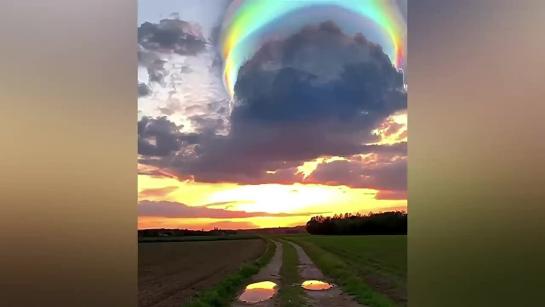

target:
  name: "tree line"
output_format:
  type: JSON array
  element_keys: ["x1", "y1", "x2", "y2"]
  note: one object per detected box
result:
[{"x1": 306, "y1": 211, "x2": 407, "y2": 235}]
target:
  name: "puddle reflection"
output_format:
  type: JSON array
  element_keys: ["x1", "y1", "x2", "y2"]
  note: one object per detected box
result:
[
  {"x1": 301, "y1": 280, "x2": 334, "y2": 291},
  {"x1": 238, "y1": 281, "x2": 278, "y2": 304}
]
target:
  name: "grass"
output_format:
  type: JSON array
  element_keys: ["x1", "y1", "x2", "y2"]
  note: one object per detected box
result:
[
  {"x1": 295, "y1": 235, "x2": 406, "y2": 278},
  {"x1": 278, "y1": 240, "x2": 308, "y2": 307},
  {"x1": 185, "y1": 237, "x2": 276, "y2": 307},
  {"x1": 285, "y1": 234, "x2": 406, "y2": 307}
]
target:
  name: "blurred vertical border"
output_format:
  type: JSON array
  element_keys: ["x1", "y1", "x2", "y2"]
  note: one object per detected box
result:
[
  {"x1": 408, "y1": 0, "x2": 545, "y2": 306},
  {"x1": 0, "y1": 0, "x2": 137, "y2": 306}
]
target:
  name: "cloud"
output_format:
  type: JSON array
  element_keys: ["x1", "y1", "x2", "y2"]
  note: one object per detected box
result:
[
  {"x1": 201, "y1": 200, "x2": 252, "y2": 210},
  {"x1": 157, "y1": 99, "x2": 183, "y2": 116},
  {"x1": 138, "y1": 21, "x2": 407, "y2": 190},
  {"x1": 137, "y1": 163, "x2": 178, "y2": 178},
  {"x1": 139, "y1": 186, "x2": 178, "y2": 198},
  {"x1": 138, "y1": 19, "x2": 206, "y2": 56},
  {"x1": 375, "y1": 190, "x2": 407, "y2": 200},
  {"x1": 137, "y1": 18, "x2": 208, "y2": 90},
  {"x1": 138, "y1": 48, "x2": 167, "y2": 84},
  {"x1": 371, "y1": 113, "x2": 407, "y2": 145},
  {"x1": 138, "y1": 116, "x2": 183, "y2": 157},
  {"x1": 138, "y1": 200, "x2": 326, "y2": 219},
  {"x1": 138, "y1": 83, "x2": 151, "y2": 97},
  {"x1": 306, "y1": 153, "x2": 407, "y2": 191}
]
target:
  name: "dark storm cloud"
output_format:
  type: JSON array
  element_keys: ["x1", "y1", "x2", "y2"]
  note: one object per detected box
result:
[
  {"x1": 225, "y1": 21, "x2": 405, "y2": 160},
  {"x1": 138, "y1": 116, "x2": 183, "y2": 157},
  {"x1": 138, "y1": 19, "x2": 206, "y2": 56},
  {"x1": 188, "y1": 115, "x2": 226, "y2": 133},
  {"x1": 139, "y1": 22, "x2": 407, "y2": 189}
]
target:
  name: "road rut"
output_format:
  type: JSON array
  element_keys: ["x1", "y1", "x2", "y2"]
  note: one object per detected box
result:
[
  {"x1": 232, "y1": 241, "x2": 283, "y2": 307},
  {"x1": 289, "y1": 241, "x2": 363, "y2": 307}
]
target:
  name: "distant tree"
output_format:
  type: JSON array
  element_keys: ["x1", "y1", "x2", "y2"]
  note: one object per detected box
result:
[{"x1": 306, "y1": 211, "x2": 407, "y2": 235}]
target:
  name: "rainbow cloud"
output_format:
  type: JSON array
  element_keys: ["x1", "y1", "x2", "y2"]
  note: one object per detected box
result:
[{"x1": 220, "y1": 0, "x2": 406, "y2": 97}]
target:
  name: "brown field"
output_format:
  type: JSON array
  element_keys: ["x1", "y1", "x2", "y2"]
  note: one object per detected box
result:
[{"x1": 138, "y1": 239, "x2": 266, "y2": 307}]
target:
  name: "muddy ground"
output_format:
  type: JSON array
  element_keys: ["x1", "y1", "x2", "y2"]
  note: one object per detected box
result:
[
  {"x1": 289, "y1": 242, "x2": 363, "y2": 307},
  {"x1": 232, "y1": 241, "x2": 283, "y2": 307}
]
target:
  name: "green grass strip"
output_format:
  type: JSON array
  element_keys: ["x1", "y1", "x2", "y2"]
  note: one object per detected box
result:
[
  {"x1": 286, "y1": 237, "x2": 397, "y2": 307},
  {"x1": 278, "y1": 240, "x2": 308, "y2": 307},
  {"x1": 186, "y1": 238, "x2": 276, "y2": 307}
]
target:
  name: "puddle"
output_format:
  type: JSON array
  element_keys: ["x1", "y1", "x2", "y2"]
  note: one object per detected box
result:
[
  {"x1": 238, "y1": 281, "x2": 278, "y2": 304},
  {"x1": 301, "y1": 280, "x2": 334, "y2": 291}
]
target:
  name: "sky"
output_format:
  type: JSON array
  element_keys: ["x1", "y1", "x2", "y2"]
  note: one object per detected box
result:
[{"x1": 137, "y1": 0, "x2": 407, "y2": 230}]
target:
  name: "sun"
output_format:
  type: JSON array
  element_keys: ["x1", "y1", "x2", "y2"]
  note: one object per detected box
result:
[{"x1": 205, "y1": 183, "x2": 342, "y2": 214}]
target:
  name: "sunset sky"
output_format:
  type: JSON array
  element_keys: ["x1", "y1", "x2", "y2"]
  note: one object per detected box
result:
[{"x1": 137, "y1": 0, "x2": 407, "y2": 230}]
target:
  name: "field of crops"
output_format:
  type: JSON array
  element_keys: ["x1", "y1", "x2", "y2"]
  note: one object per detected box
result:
[
  {"x1": 286, "y1": 234, "x2": 407, "y2": 306},
  {"x1": 293, "y1": 235, "x2": 406, "y2": 277},
  {"x1": 138, "y1": 239, "x2": 265, "y2": 307}
]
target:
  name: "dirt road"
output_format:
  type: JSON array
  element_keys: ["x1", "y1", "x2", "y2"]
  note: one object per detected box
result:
[
  {"x1": 289, "y1": 241, "x2": 363, "y2": 307},
  {"x1": 138, "y1": 239, "x2": 265, "y2": 307},
  {"x1": 232, "y1": 241, "x2": 283, "y2": 307}
]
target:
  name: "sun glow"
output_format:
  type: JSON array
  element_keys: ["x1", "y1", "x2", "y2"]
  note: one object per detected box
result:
[
  {"x1": 206, "y1": 183, "x2": 341, "y2": 214},
  {"x1": 138, "y1": 174, "x2": 406, "y2": 229}
]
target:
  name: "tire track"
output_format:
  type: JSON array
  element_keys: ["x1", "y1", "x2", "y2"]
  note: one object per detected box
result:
[
  {"x1": 288, "y1": 241, "x2": 363, "y2": 307},
  {"x1": 232, "y1": 241, "x2": 283, "y2": 307}
]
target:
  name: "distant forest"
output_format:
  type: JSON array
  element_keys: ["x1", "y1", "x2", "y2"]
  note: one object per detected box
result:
[{"x1": 306, "y1": 211, "x2": 407, "y2": 235}]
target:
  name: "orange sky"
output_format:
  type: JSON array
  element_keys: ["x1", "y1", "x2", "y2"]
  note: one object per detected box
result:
[
  {"x1": 138, "y1": 175, "x2": 406, "y2": 230},
  {"x1": 138, "y1": 113, "x2": 407, "y2": 230}
]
